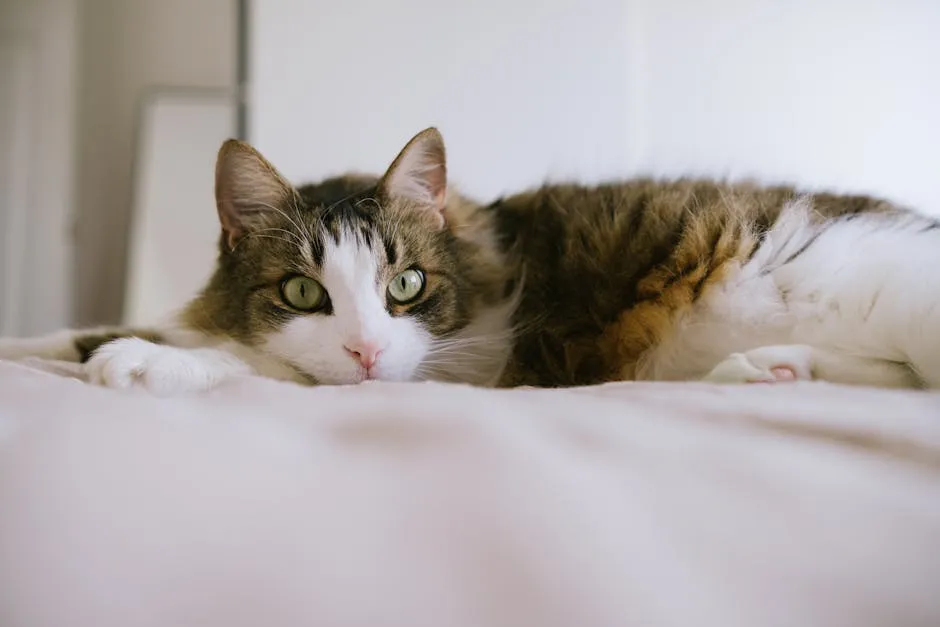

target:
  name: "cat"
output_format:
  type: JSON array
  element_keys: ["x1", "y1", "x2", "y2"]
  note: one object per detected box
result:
[{"x1": 1, "y1": 127, "x2": 938, "y2": 395}]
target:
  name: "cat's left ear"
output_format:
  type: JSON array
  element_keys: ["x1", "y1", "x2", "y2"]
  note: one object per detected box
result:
[{"x1": 378, "y1": 127, "x2": 447, "y2": 228}]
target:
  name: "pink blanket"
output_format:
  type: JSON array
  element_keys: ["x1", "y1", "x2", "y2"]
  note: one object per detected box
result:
[{"x1": 1, "y1": 359, "x2": 939, "y2": 626}]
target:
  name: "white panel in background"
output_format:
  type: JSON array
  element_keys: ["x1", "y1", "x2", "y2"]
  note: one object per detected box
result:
[
  {"x1": 249, "y1": 0, "x2": 635, "y2": 201},
  {"x1": 0, "y1": 0, "x2": 77, "y2": 337},
  {"x1": 123, "y1": 91, "x2": 235, "y2": 326},
  {"x1": 0, "y1": 38, "x2": 34, "y2": 337}
]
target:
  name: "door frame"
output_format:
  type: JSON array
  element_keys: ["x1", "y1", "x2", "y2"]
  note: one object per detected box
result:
[{"x1": 0, "y1": 0, "x2": 78, "y2": 336}]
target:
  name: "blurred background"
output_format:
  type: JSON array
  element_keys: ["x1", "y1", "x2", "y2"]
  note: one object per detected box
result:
[{"x1": 1, "y1": 0, "x2": 938, "y2": 337}]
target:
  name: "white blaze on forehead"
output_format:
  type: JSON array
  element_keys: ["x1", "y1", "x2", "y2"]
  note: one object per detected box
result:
[
  {"x1": 320, "y1": 229, "x2": 389, "y2": 342},
  {"x1": 261, "y1": 225, "x2": 433, "y2": 385}
]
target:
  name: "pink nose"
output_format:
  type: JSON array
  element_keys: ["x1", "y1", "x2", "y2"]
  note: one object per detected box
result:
[{"x1": 344, "y1": 341, "x2": 383, "y2": 369}]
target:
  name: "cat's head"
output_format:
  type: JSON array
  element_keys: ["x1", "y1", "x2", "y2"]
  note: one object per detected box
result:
[{"x1": 188, "y1": 128, "x2": 516, "y2": 385}]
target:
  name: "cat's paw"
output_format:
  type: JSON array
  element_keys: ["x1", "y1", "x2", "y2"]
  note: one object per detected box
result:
[
  {"x1": 702, "y1": 346, "x2": 814, "y2": 384},
  {"x1": 85, "y1": 338, "x2": 252, "y2": 396}
]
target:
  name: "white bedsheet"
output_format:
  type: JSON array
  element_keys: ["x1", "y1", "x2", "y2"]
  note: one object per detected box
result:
[{"x1": 1, "y1": 359, "x2": 939, "y2": 627}]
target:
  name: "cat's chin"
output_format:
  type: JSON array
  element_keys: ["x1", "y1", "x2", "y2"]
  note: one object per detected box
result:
[{"x1": 310, "y1": 366, "x2": 417, "y2": 386}]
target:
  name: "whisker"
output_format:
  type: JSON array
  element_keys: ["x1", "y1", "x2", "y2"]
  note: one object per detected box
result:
[
  {"x1": 250, "y1": 227, "x2": 304, "y2": 246},
  {"x1": 426, "y1": 335, "x2": 517, "y2": 352},
  {"x1": 288, "y1": 194, "x2": 316, "y2": 245},
  {"x1": 419, "y1": 354, "x2": 498, "y2": 365},
  {"x1": 234, "y1": 233, "x2": 303, "y2": 252},
  {"x1": 253, "y1": 201, "x2": 307, "y2": 236}
]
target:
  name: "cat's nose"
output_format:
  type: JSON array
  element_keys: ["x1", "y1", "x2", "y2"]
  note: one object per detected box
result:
[{"x1": 344, "y1": 341, "x2": 383, "y2": 369}]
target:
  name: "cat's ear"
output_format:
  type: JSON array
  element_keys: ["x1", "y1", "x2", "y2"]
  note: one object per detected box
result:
[
  {"x1": 215, "y1": 139, "x2": 296, "y2": 250},
  {"x1": 379, "y1": 127, "x2": 447, "y2": 228}
]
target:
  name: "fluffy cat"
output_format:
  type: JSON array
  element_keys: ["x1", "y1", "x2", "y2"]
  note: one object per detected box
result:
[{"x1": 1, "y1": 128, "x2": 938, "y2": 394}]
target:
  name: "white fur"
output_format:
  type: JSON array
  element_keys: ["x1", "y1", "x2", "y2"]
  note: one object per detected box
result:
[
  {"x1": 641, "y1": 199, "x2": 940, "y2": 388},
  {"x1": 702, "y1": 344, "x2": 919, "y2": 388},
  {"x1": 264, "y1": 229, "x2": 433, "y2": 384},
  {"x1": 0, "y1": 327, "x2": 310, "y2": 395},
  {"x1": 5, "y1": 197, "x2": 937, "y2": 394},
  {"x1": 85, "y1": 337, "x2": 254, "y2": 396},
  {"x1": 416, "y1": 286, "x2": 521, "y2": 386},
  {"x1": 0, "y1": 226, "x2": 516, "y2": 393},
  {"x1": 262, "y1": 228, "x2": 518, "y2": 386},
  {"x1": 165, "y1": 329, "x2": 311, "y2": 386}
]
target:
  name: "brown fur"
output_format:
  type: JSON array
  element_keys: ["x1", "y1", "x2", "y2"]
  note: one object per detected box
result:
[
  {"x1": 493, "y1": 179, "x2": 899, "y2": 387},
  {"x1": 68, "y1": 130, "x2": 915, "y2": 389},
  {"x1": 178, "y1": 136, "x2": 512, "y2": 376}
]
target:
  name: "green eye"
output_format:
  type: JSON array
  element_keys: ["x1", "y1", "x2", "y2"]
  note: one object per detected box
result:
[
  {"x1": 280, "y1": 276, "x2": 327, "y2": 311},
  {"x1": 388, "y1": 268, "x2": 425, "y2": 304}
]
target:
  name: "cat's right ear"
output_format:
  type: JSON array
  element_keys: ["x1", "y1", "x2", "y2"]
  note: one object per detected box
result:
[
  {"x1": 215, "y1": 139, "x2": 296, "y2": 250},
  {"x1": 378, "y1": 127, "x2": 447, "y2": 228}
]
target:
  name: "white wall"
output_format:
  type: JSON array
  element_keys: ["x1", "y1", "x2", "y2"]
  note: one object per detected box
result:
[
  {"x1": 633, "y1": 0, "x2": 940, "y2": 213},
  {"x1": 0, "y1": 0, "x2": 78, "y2": 336},
  {"x1": 250, "y1": 0, "x2": 636, "y2": 200},
  {"x1": 251, "y1": 0, "x2": 940, "y2": 215}
]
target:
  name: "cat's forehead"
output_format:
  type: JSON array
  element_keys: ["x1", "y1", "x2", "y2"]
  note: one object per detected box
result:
[
  {"x1": 299, "y1": 195, "x2": 436, "y2": 265},
  {"x1": 239, "y1": 185, "x2": 443, "y2": 283},
  {"x1": 314, "y1": 201, "x2": 380, "y2": 245},
  {"x1": 301, "y1": 198, "x2": 387, "y2": 271},
  {"x1": 318, "y1": 227, "x2": 382, "y2": 288}
]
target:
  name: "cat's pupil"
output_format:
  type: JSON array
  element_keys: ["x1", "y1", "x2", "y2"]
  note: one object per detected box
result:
[{"x1": 300, "y1": 284, "x2": 306, "y2": 297}]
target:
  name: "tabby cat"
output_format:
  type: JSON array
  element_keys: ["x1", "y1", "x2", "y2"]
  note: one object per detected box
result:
[{"x1": 2, "y1": 128, "x2": 938, "y2": 394}]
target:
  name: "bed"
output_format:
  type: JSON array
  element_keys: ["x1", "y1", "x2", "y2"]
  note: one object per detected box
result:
[{"x1": 1, "y1": 358, "x2": 939, "y2": 626}]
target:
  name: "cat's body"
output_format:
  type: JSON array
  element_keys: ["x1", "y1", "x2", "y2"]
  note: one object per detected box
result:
[
  {"x1": 2, "y1": 128, "x2": 938, "y2": 394},
  {"x1": 496, "y1": 180, "x2": 937, "y2": 389}
]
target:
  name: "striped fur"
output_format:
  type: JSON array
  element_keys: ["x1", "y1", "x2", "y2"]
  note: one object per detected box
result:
[{"x1": 2, "y1": 128, "x2": 938, "y2": 394}]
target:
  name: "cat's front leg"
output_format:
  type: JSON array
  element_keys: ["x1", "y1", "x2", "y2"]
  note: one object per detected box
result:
[
  {"x1": 85, "y1": 337, "x2": 254, "y2": 396},
  {"x1": 702, "y1": 344, "x2": 920, "y2": 389}
]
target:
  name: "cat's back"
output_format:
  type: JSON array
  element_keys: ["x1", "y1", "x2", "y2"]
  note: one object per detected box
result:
[
  {"x1": 491, "y1": 177, "x2": 900, "y2": 245},
  {"x1": 492, "y1": 177, "x2": 921, "y2": 387}
]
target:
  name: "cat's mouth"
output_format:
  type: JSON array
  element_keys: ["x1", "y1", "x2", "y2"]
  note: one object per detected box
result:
[
  {"x1": 275, "y1": 352, "x2": 411, "y2": 386},
  {"x1": 341, "y1": 365, "x2": 381, "y2": 385}
]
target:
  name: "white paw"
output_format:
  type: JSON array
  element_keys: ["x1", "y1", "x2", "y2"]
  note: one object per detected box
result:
[
  {"x1": 85, "y1": 338, "x2": 252, "y2": 396},
  {"x1": 702, "y1": 346, "x2": 814, "y2": 384}
]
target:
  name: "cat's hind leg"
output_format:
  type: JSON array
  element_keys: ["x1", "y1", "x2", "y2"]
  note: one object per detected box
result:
[
  {"x1": 902, "y1": 295, "x2": 940, "y2": 389},
  {"x1": 0, "y1": 328, "x2": 164, "y2": 363},
  {"x1": 0, "y1": 329, "x2": 88, "y2": 362},
  {"x1": 702, "y1": 344, "x2": 920, "y2": 389}
]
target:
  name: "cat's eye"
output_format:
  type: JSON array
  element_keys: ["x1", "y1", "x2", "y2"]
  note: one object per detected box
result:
[
  {"x1": 388, "y1": 268, "x2": 425, "y2": 304},
  {"x1": 280, "y1": 276, "x2": 328, "y2": 311}
]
